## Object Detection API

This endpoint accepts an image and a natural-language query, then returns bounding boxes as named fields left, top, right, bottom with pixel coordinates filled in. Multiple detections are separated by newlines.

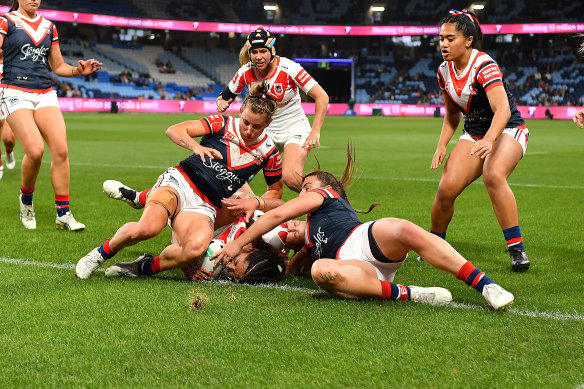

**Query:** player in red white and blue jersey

left=216, top=146, right=515, bottom=310
left=0, top=0, right=101, bottom=231
left=428, top=9, right=530, bottom=272
left=76, top=82, right=284, bottom=281
left=216, top=27, right=329, bottom=192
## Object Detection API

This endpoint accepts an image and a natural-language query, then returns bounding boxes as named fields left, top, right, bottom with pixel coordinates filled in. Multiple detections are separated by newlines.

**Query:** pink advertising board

left=58, top=98, right=581, bottom=120
left=1, top=6, right=581, bottom=36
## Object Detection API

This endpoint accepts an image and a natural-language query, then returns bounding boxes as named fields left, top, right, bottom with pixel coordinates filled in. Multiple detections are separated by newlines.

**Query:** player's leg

left=482, top=131, right=529, bottom=271
left=76, top=196, right=170, bottom=279
left=3, top=120, right=16, bottom=169
left=372, top=218, right=514, bottom=310
left=7, top=109, right=44, bottom=229
left=431, top=139, right=484, bottom=235
left=280, top=142, right=307, bottom=192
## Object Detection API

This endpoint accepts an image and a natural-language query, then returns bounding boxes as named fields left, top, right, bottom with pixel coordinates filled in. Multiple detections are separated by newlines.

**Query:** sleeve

left=477, top=61, right=504, bottom=92
left=437, top=70, right=446, bottom=92
left=262, top=148, right=283, bottom=185
left=199, top=114, right=230, bottom=135
left=227, top=65, right=251, bottom=95
left=51, top=23, right=59, bottom=45
left=0, top=17, right=9, bottom=36
left=307, top=188, right=340, bottom=199
left=288, top=60, right=318, bottom=93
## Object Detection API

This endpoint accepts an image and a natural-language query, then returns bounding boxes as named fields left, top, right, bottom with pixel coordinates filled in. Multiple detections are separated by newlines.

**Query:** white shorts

left=0, top=88, right=59, bottom=117
left=336, top=221, right=406, bottom=282
left=460, top=127, right=529, bottom=156
left=151, top=167, right=217, bottom=221
left=266, top=114, right=312, bottom=151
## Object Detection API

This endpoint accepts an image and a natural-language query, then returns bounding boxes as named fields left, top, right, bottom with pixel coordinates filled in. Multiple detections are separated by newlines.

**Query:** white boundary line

left=2, top=256, right=583, bottom=322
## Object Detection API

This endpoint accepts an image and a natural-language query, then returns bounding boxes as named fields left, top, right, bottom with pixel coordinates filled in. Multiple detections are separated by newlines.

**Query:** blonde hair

left=240, top=81, right=277, bottom=120
left=239, top=44, right=251, bottom=66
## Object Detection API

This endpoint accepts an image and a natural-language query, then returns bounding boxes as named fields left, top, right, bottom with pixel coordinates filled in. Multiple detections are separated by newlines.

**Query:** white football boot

left=56, top=211, right=86, bottom=231
left=76, top=248, right=106, bottom=279
left=6, top=151, right=15, bottom=169
left=482, top=284, right=514, bottom=311
left=409, top=286, right=452, bottom=306
left=19, top=195, right=36, bottom=229
left=0, top=165, right=3, bottom=179
left=103, top=180, right=143, bottom=209
left=105, top=254, right=152, bottom=277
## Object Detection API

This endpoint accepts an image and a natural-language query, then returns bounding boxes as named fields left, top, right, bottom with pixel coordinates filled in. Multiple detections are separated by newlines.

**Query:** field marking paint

left=2, top=256, right=583, bottom=322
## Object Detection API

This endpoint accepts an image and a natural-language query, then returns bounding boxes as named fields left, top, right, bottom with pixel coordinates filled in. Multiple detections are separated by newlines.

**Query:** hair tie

left=251, top=93, right=273, bottom=102
left=449, top=8, right=479, bottom=25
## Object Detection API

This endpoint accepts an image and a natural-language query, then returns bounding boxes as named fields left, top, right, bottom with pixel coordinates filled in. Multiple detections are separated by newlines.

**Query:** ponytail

left=9, top=0, right=18, bottom=12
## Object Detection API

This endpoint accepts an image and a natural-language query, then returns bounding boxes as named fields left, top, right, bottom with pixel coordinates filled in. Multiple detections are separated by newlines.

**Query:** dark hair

left=440, top=9, right=483, bottom=50
left=9, top=0, right=18, bottom=12
left=302, top=142, right=378, bottom=213
left=239, top=250, right=286, bottom=284
left=241, top=81, right=277, bottom=121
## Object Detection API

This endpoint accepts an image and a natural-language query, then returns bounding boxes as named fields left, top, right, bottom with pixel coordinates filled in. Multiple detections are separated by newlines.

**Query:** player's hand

left=192, top=144, right=222, bottom=162
left=77, top=59, right=102, bottom=75
left=182, top=263, right=213, bottom=282
left=211, top=241, right=242, bottom=263
left=573, top=109, right=584, bottom=129
left=216, top=98, right=233, bottom=113
left=431, top=146, right=447, bottom=169
left=303, top=131, right=321, bottom=150
left=470, top=138, right=494, bottom=159
left=221, top=198, right=256, bottom=221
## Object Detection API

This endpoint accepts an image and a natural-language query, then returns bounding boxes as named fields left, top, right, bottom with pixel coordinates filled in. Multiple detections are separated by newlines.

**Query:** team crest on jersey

left=273, top=83, right=283, bottom=95
left=14, top=19, right=23, bottom=29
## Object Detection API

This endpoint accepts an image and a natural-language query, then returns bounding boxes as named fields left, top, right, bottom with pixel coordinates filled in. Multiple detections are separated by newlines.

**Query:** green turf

left=1, top=113, right=583, bottom=388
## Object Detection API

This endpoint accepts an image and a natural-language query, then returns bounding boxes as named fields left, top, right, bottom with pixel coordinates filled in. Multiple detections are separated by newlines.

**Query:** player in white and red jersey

left=216, top=28, right=329, bottom=192
left=76, top=82, right=285, bottom=281
left=0, top=0, right=101, bottom=230
left=427, top=9, right=530, bottom=272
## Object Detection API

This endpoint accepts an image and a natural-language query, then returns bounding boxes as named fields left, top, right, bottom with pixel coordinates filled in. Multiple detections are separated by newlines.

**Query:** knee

left=282, top=170, right=302, bottom=192
left=25, top=146, right=44, bottom=163
left=391, top=219, right=424, bottom=246
left=482, top=168, right=506, bottom=190
left=180, top=240, right=207, bottom=263
left=311, top=260, right=344, bottom=290
left=50, top=144, right=69, bottom=163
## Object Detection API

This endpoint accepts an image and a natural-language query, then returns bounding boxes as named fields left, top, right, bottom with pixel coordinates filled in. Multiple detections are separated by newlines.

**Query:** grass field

left=1, top=113, right=583, bottom=388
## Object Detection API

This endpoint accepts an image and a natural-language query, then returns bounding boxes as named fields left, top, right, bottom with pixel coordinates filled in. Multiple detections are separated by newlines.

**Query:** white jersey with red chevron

left=227, top=56, right=318, bottom=136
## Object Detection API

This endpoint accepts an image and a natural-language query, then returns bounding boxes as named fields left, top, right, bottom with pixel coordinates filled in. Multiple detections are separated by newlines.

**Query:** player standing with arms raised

left=426, top=9, right=530, bottom=271
left=216, top=28, right=329, bottom=192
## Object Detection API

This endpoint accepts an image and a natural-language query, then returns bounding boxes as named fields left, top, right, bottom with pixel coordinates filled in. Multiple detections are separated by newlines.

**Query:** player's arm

left=216, top=87, right=237, bottom=113
left=214, top=192, right=324, bottom=262
left=165, top=120, right=222, bottom=161
left=304, top=84, right=329, bottom=149
left=431, top=93, right=461, bottom=169
left=285, top=247, right=314, bottom=275
left=49, top=43, right=101, bottom=77
left=470, top=85, right=511, bottom=159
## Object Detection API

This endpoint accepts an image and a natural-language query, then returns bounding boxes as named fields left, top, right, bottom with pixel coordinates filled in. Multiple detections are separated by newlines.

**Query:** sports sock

left=138, top=189, right=149, bottom=206
left=455, top=261, right=493, bottom=293
left=430, top=230, right=446, bottom=240
left=98, top=238, right=119, bottom=260
left=55, top=194, right=70, bottom=217
left=5, top=147, right=13, bottom=154
left=139, top=255, right=161, bottom=276
left=503, top=225, right=525, bottom=251
left=20, top=186, right=35, bottom=205
left=380, top=280, right=411, bottom=301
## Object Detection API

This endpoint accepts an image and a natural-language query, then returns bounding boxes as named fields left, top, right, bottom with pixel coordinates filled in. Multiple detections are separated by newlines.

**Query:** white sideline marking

left=1, top=256, right=583, bottom=322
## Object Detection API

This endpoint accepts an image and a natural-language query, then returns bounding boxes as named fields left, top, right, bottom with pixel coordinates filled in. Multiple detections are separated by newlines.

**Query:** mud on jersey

left=0, top=11, right=58, bottom=92
left=437, top=49, right=524, bottom=137
left=304, top=188, right=362, bottom=260
left=178, top=114, right=282, bottom=208
left=227, top=56, right=318, bottom=125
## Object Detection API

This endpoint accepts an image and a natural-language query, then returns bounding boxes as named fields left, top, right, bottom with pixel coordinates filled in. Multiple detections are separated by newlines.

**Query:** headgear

left=246, top=28, right=276, bottom=61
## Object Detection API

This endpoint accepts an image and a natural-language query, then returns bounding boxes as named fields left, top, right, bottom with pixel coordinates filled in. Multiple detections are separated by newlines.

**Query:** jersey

left=0, top=11, right=58, bottom=92
left=304, top=188, right=362, bottom=260
left=178, top=114, right=282, bottom=208
left=227, top=56, right=318, bottom=135
left=437, top=49, right=524, bottom=137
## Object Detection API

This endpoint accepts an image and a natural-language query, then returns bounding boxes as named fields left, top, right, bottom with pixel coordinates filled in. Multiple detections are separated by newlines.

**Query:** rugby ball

left=261, top=222, right=289, bottom=251
left=199, top=239, right=224, bottom=279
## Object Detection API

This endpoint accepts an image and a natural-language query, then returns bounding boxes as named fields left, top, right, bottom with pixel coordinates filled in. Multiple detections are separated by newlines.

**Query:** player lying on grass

left=76, top=81, right=284, bottom=281
left=213, top=144, right=515, bottom=310
left=103, top=181, right=288, bottom=284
